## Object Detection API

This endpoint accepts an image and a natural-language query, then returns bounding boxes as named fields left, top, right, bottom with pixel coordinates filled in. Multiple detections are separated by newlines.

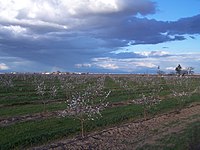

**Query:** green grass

left=86, top=104, right=143, bottom=130
left=138, top=121, right=200, bottom=150
left=0, top=104, right=143, bottom=150
left=148, top=93, right=200, bottom=116
left=0, top=93, right=65, bottom=105
left=1, top=93, right=199, bottom=150
left=1, top=74, right=200, bottom=149
left=0, top=118, right=79, bottom=150
left=0, top=102, right=67, bottom=118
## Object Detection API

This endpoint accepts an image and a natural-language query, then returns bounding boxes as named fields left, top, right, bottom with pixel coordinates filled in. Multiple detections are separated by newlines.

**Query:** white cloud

left=97, top=63, right=119, bottom=70
left=136, top=50, right=169, bottom=57
left=90, top=57, right=120, bottom=70
left=62, top=0, right=119, bottom=15
left=0, top=0, right=155, bottom=30
left=0, top=25, right=27, bottom=35
left=75, top=63, right=92, bottom=68
left=135, top=62, right=156, bottom=68
left=75, top=52, right=200, bottom=73
left=78, top=57, right=157, bottom=72
left=0, top=0, right=119, bottom=22
left=166, top=67, right=175, bottom=70
left=0, top=63, right=9, bottom=70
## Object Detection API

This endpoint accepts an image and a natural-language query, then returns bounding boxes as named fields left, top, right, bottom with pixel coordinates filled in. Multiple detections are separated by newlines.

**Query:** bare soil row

left=32, top=103, right=200, bottom=150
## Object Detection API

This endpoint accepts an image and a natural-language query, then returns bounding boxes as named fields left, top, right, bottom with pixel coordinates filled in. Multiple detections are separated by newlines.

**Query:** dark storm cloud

left=92, top=16, right=192, bottom=45
left=0, top=0, right=200, bottom=72
left=189, top=36, right=195, bottom=39
left=169, top=14, right=200, bottom=35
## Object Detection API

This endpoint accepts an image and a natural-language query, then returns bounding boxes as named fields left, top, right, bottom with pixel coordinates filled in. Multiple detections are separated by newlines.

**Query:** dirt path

left=32, top=103, right=200, bottom=150
left=0, top=110, right=64, bottom=127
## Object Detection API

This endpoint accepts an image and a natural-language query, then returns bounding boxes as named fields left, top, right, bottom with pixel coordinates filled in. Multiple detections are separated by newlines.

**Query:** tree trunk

left=43, top=101, right=46, bottom=113
left=81, top=119, right=84, bottom=138
left=144, top=108, right=147, bottom=120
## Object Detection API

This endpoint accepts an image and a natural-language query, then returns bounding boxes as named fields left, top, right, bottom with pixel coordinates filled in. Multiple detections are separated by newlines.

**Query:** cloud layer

left=0, top=0, right=200, bottom=73
left=75, top=51, right=200, bottom=73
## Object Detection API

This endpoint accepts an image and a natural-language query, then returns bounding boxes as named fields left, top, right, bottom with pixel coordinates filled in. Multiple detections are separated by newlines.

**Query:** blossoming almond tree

left=133, top=87, right=162, bottom=120
left=35, top=81, right=47, bottom=112
left=0, top=74, right=14, bottom=92
left=60, top=76, right=111, bottom=138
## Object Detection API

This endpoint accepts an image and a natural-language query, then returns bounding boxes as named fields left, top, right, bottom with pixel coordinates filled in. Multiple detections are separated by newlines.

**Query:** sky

left=0, top=0, right=200, bottom=74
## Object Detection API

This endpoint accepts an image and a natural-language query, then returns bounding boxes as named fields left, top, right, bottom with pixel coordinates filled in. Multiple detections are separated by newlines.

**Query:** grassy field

left=138, top=119, right=200, bottom=150
left=0, top=74, right=200, bottom=149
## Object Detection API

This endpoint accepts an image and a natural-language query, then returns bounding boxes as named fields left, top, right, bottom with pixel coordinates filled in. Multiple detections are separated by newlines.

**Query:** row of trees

left=1, top=73, right=199, bottom=138
left=175, top=64, right=194, bottom=76
left=157, top=64, right=194, bottom=76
